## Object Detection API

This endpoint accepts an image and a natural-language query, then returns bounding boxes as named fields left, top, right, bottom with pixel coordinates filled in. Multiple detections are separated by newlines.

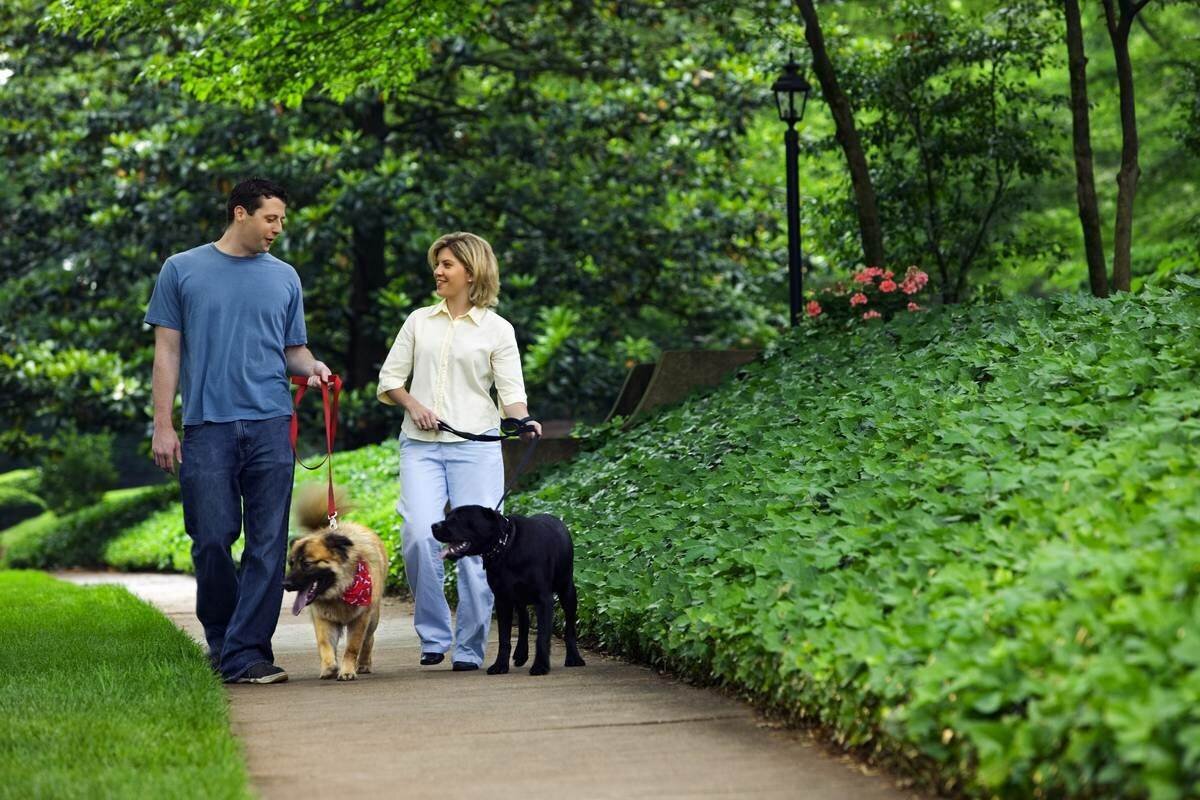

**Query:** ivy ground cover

left=509, top=291, right=1200, bottom=799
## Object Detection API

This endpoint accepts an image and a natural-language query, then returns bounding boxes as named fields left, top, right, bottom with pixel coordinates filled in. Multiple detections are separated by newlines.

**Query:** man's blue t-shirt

left=145, top=243, right=307, bottom=426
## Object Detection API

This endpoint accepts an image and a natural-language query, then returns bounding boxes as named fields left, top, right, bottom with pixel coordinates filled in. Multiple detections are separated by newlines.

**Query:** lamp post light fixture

left=772, top=60, right=812, bottom=327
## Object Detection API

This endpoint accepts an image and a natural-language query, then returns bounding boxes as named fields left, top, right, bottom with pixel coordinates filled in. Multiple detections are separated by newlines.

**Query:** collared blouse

left=376, top=300, right=528, bottom=442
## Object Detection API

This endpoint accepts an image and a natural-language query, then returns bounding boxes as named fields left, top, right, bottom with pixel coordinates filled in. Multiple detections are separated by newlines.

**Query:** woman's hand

left=405, top=400, right=440, bottom=431
left=521, top=419, right=542, bottom=442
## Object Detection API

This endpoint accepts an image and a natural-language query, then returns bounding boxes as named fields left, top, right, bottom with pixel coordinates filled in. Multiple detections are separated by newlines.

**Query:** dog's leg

left=338, top=613, right=370, bottom=681
left=487, top=599, right=514, bottom=675
left=512, top=605, right=530, bottom=667
left=314, top=615, right=338, bottom=680
left=359, top=607, right=381, bottom=674
left=561, top=582, right=586, bottom=667
left=530, top=594, right=554, bottom=675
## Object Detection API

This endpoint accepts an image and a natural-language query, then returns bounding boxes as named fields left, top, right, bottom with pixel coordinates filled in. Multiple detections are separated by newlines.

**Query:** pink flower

left=879, top=279, right=898, bottom=293
left=852, top=270, right=872, bottom=284
left=883, top=270, right=894, bottom=280
left=862, top=310, right=882, bottom=320
left=850, top=292, right=868, bottom=307
left=907, top=302, right=922, bottom=312
left=864, top=266, right=884, bottom=278
left=900, top=279, right=918, bottom=295
left=904, top=266, right=929, bottom=289
left=806, top=300, right=823, bottom=318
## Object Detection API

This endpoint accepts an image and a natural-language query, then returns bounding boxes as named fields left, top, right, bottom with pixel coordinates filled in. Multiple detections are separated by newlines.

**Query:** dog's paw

left=358, top=664, right=372, bottom=674
left=529, top=663, right=550, bottom=676
left=565, top=654, right=586, bottom=667
left=320, top=668, right=337, bottom=680
left=512, top=650, right=528, bottom=667
left=486, top=662, right=509, bottom=675
left=336, top=670, right=358, bottom=681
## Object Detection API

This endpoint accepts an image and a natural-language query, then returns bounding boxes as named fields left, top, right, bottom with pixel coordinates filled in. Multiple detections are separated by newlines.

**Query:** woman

left=377, top=231, right=541, bottom=671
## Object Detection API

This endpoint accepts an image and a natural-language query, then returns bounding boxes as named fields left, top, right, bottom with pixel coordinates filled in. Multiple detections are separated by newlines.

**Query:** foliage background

left=3, top=0, right=1198, bottom=465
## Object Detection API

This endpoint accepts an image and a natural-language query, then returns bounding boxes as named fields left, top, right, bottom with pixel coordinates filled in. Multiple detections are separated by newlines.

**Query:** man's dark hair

left=226, top=177, right=289, bottom=223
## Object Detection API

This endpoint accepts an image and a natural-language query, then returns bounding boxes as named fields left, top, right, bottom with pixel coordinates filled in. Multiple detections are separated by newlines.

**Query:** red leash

left=290, top=374, right=343, bottom=528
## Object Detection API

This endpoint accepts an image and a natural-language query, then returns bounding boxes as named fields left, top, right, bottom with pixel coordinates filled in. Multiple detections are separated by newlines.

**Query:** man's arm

left=285, top=345, right=333, bottom=387
left=152, top=326, right=183, bottom=473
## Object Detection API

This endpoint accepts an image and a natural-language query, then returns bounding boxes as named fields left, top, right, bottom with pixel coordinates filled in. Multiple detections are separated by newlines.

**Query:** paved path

left=59, top=571, right=923, bottom=800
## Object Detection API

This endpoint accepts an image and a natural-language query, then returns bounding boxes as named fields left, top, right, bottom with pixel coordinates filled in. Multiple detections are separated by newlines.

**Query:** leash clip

left=327, top=511, right=339, bottom=531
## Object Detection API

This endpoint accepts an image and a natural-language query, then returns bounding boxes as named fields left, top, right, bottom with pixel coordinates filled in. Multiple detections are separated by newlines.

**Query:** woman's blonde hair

left=427, top=231, right=500, bottom=308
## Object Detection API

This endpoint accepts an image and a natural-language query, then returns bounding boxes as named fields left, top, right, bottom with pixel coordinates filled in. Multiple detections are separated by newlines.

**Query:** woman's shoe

left=420, top=652, right=445, bottom=666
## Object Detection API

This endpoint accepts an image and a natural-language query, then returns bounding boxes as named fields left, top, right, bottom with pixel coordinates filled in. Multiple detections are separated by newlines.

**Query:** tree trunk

left=1102, top=0, right=1148, bottom=293
left=347, top=99, right=390, bottom=401
left=1064, top=0, right=1109, bottom=297
left=794, top=0, right=886, bottom=267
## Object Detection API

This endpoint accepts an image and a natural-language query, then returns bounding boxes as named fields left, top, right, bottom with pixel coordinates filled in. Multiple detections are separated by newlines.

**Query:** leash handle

left=435, top=416, right=537, bottom=441
left=290, top=374, right=343, bottom=526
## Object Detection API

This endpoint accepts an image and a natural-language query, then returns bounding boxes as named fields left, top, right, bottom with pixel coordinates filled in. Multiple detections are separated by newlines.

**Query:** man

left=147, top=177, right=331, bottom=684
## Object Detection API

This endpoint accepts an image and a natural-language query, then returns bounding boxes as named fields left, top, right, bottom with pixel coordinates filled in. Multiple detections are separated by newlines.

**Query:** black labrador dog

left=432, top=505, right=586, bottom=675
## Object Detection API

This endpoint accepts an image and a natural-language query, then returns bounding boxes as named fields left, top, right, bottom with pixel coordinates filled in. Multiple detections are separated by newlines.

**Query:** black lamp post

left=772, top=60, right=812, bottom=327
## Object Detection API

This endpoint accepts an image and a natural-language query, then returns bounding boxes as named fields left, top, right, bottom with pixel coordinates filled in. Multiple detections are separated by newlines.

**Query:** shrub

left=0, top=469, right=46, bottom=529
left=37, top=430, right=119, bottom=513
left=807, top=266, right=932, bottom=323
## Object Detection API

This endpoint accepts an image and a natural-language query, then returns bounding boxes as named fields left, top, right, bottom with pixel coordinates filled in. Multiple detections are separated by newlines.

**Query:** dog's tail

left=293, top=482, right=352, bottom=532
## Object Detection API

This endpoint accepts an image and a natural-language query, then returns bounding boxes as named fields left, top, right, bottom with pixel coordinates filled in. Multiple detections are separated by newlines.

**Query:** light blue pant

left=397, top=432, right=503, bottom=665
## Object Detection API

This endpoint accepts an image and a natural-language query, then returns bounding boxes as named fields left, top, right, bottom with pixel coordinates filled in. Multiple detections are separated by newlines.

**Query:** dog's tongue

left=439, top=541, right=468, bottom=560
left=291, top=582, right=318, bottom=615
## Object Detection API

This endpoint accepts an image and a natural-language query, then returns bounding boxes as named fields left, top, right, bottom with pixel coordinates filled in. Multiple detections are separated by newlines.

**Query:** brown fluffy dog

left=283, top=484, right=388, bottom=681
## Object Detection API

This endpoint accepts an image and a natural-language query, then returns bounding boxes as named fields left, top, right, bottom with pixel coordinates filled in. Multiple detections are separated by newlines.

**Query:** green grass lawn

left=0, top=571, right=250, bottom=799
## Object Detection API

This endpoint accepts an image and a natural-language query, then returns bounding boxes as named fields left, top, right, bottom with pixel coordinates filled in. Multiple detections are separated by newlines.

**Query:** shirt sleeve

left=144, top=259, right=182, bottom=330
left=491, top=320, right=528, bottom=408
left=376, top=314, right=416, bottom=405
left=284, top=276, right=308, bottom=347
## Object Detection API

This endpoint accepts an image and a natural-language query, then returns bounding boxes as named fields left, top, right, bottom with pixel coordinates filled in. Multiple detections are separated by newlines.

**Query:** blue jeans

left=180, top=417, right=294, bottom=680
left=398, top=432, right=503, bottom=665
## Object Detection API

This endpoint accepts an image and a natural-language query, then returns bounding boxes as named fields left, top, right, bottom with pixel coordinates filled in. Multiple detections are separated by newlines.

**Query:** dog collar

left=341, top=560, right=373, bottom=606
left=482, top=517, right=517, bottom=566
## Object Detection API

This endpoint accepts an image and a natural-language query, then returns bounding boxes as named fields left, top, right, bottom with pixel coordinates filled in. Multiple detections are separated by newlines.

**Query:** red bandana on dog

left=341, top=560, right=372, bottom=606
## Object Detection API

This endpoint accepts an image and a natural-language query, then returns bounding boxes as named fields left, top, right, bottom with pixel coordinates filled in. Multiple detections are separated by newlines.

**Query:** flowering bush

left=805, top=266, right=931, bottom=323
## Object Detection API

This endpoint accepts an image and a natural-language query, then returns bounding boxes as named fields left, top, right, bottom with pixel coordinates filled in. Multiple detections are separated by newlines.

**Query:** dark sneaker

left=451, top=661, right=479, bottom=672
left=230, top=662, right=289, bottom=684
left=420, top=652, right=445, bottom=666
left=207, top=651, right=221, bottom=674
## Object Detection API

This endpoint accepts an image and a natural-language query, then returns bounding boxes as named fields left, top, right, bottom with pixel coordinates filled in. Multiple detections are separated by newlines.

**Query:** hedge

left=104, top=440, right=411, bottom=592
left=0, top=483, right=178, bottom=568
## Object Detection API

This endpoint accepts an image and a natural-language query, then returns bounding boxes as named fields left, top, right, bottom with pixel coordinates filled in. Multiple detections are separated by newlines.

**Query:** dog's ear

left=323, top=533, right=354, bottom=560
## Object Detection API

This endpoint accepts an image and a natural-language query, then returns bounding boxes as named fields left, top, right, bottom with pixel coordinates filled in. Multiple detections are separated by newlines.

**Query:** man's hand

left=306, top=360, right=333, bottom=388
left=152, top=424, right=183, bottom=474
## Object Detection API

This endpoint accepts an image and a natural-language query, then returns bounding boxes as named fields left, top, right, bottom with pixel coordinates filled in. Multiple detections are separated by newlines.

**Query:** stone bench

left=501, top=349, right=760, bottom=479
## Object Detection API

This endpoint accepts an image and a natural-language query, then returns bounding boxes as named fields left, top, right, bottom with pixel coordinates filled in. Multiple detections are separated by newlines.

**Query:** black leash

left=436, top=416, right=540, bottom=509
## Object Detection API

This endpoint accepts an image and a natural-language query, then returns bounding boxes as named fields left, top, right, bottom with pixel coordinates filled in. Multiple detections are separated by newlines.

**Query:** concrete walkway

left=59, top=571, right=924, bottom=800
